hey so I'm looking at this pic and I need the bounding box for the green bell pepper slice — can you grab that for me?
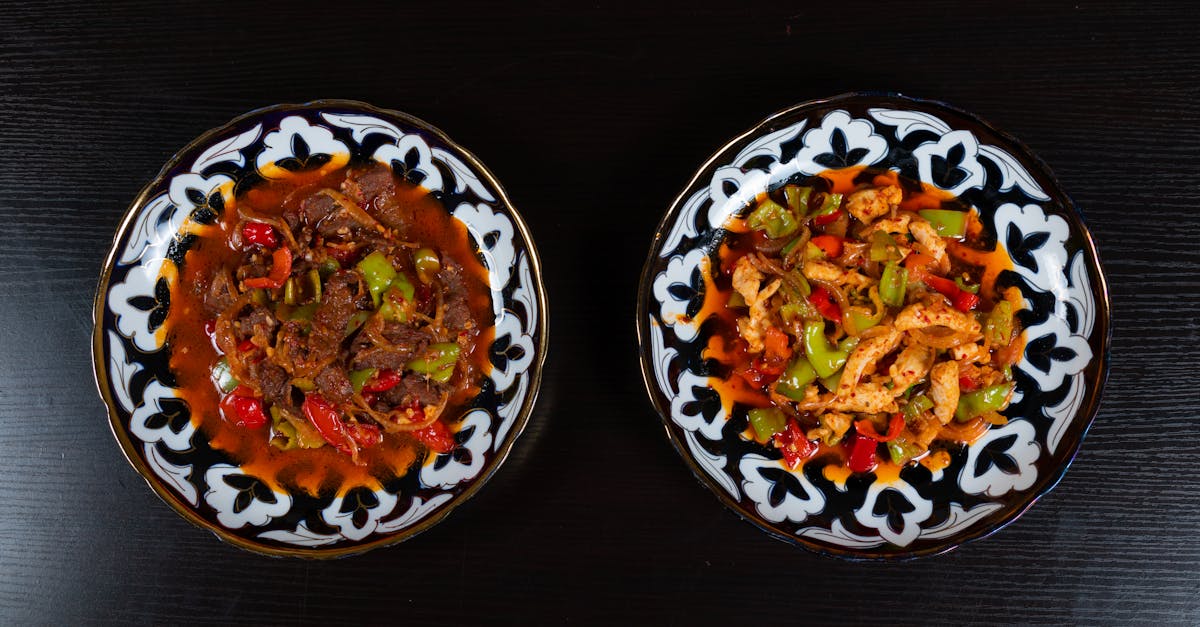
[869,231,903,262]
[407,342,461,383]
[879,261,908,307]
[955,382,1015,421]
[776,357,818,401]
[887,437,924,465]
[748,407,788,442]
[356,251,396,307]
[747,198,799,239]
[783,185,812,215]
[211,356,239,393]
[348,368,377,394]
[413,247,441,284]
[902,394,934,419]
[984,300,1015,345]
[803,321,853,378]
[918,209,967,238]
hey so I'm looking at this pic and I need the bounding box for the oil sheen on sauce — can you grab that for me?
[167,165,494,497]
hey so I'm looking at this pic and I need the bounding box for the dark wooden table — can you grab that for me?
[3,2,1197,624]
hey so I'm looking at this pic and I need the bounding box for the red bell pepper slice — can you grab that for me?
[959,374,979,392]
[736,362,775,388]
[808,285,842,321]
[302,393,358,457]
[244,246,293,289]
[855,414,904,443]
[413,419,456,454]
[775,419,817,469]
[847,432,879,473]
[361,369,402,393]
[218,386,268,429]
[812,209,843,227]
[922,274,980,312]
[241,222,279,249]
[810,234,844,258]
[345,421,383,449]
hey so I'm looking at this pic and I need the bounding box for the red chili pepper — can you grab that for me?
[241,222,279,249]
[847,432,879,473]
[855,414,905,443]
[775,419,817,469]
[413,419,456,454]
[362,369,402,393]
[218,386,268,429]
[345,421,383,449]
[244,246,293,290]
[810,234,844,258]
[812,209,844,227]
[959,374,979,392]
[736,362,775,388]
[808,285,842,321]
[302,393,358,457]
[237,338,256,353]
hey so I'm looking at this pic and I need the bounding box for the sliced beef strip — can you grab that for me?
[381,373,443,408]
[314,365,355,406]
[340,162,412,232]
[437,261,472,333]
[307,270,359,364]
[381,321,436,348]
[247,359,292,408]
[202,269,237,317]
[300,192,361,240]
[237,304,278,343]
[350,346,418,372]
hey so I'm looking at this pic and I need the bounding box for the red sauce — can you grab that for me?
[167,166,494,496]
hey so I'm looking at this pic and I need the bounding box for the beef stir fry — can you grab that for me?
[712,169,1022,474]
[197,162,489,465]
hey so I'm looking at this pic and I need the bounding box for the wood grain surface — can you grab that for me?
[2,1,1197,624]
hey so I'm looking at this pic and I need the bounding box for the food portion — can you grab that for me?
[169,161,493,491]
[709,167,1023,475]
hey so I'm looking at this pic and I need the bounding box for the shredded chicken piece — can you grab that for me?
[909,218,950,273]
[929,360,960,424]
[845,185,903,224]
[806,411,853,446]
[950,342,990,364]
[860,212,913,237]
[732,256,781,353]
[894,301,982,335]
[802,259,875,289]
[837,328,902,397]
[827,382,899,414]
[888,343,935,394]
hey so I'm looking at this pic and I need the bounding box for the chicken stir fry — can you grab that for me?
[716,170,1022,474]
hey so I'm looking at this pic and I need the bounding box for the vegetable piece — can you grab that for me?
[819,370,842,391]
[775,357,817,401]
[289,303,317,321]
[356,251,397,307]
[244,246,293,290]
[219,386,268,429]
[848,286,885,332]
[379,272,417,322]
[922,274,981,313]
[775,419,817,469]
[241,222,278,249]
[811,209,843,227]
[855,414,904,442]
[269,406,325,450]
[802,321,852,378]
[362,369,402,393]
[917,209,967,238]
[407,342,461,383]
[307,268,323,303]
[984,300,1015,345]
[318,258,340,279]
[902,394,935,419]
[302,393,357,457]
[291,378,316,392]
[282,277,299,305]
[783,185,812,215]
[846,432,878,473]
[887,438,924,465]
[348,368,377,393]
[810,234,844,258]
[413,419,456,454]
[807,285,841,321]
[747,198,799,239]
[344,311,371,336]
[955,382,1015,422]
[879,262,908,307]
[954,276,979,294]
[869,231,903,262]
[413,248,441,284]
[748,407,788,442]
[345,422,383,449]
[727,291,747,308]
[211,357,239,393]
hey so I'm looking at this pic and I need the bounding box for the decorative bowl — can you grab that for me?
[637,93,1110,559]
[92,100,548,557]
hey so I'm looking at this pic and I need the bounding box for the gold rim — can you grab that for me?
[92,99,550,558]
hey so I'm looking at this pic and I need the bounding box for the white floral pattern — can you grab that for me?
[641,95,1107,557]
[96,102,545,554]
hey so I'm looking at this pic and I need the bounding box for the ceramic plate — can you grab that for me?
[93,100,548,557]
[638,93,1110,559]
